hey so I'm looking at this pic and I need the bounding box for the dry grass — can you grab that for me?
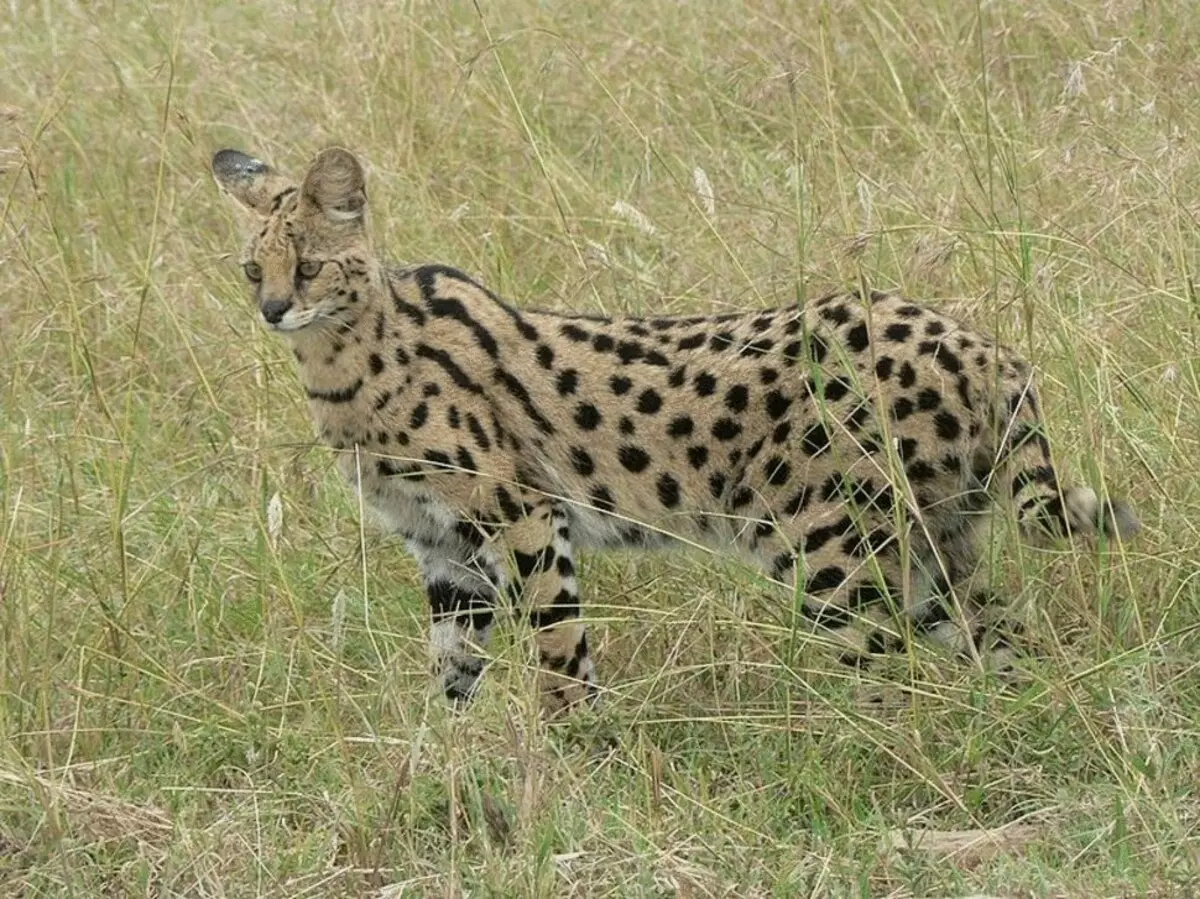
[2,1,1198,895]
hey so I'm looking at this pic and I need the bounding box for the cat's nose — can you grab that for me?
[261,299,292,324]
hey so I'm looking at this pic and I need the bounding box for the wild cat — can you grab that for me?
[212,146,1138,713]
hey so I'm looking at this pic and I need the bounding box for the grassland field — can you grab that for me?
[1,1,1199,896]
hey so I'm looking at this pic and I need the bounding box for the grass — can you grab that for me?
[1,0,1198,895]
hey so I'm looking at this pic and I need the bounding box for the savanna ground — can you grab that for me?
[2,1,1198,896]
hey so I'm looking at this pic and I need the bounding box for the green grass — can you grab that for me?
[2,1,1198,895]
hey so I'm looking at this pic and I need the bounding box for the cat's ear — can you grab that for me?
[299,147,367,224]
[211,149,295,216]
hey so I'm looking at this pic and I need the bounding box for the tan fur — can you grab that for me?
[212,147,1138,713]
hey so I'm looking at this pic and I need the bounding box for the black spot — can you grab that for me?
[536,344,555,369]
[783,485,811,515]
[447,406,461,429]
[592,333,615,352]
[694,372,717,397]
[637,389,663,414]
[609,375,633,396]
[821,376,851,402]
[410,403,429,429]
[759,368,779,385]
[898,437,919,460]
[764,457,791,486]
[618,445,651,473]
[590,485,616,513]
[725,384,750,413]
[667,366,687,388]
[619,416,636,435]
[917,388,941,411]
[898,362,917,388]
[709,332,736,352]
[730,486,755,508]
[376,458,416,478]
[712,418,742,441]
[677,333,706,351]
[574,404,602,430]
[746,436,765,460]
[885,323,912,342]
[806,566,847,593]
[772,421,791,443]
[424,450,452,468]
[570,446,595,476]
[771,552,795,579]
[561,323,590,342]
[557,555,576,578]
[920,341,962,374]
[1011,465,1057,496]
[616,340,645,363]
[892,397,915,421]
[800,423,830,456]
[368,353,385,375]
[820,304,851,325]
[907,460,938,481]
[934,411,961,440]
[809,333,829,362]
[925,320,946,336]
[804,602,851,630]
[875,357,894,380]
[513,546,554,579]
[803,515,854,554]
[765,390,792,419]
[643,350,669,366]
[421,382,441,398]
[687,445,709,469]
[896,304,922,317]
[552,369,577,396]
[708,471,727,499]
[656,473,681,508]
[846,323,870,352]
[466,415,491,450]
[667,415,694,438]
[455,445,478,473]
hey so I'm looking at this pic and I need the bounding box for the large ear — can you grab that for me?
[300,147,367,223]
[211,149,294,215]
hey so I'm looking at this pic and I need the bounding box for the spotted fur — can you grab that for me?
[211,147,1139,713]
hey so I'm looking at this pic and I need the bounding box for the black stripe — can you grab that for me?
[1011,465,1057,497]
[270,186,297,211]
[500,302,540,341]
[414,343,484,395]
[494,367,555,435]
[306,378,363,404]
[389,280,427,325]
[425,295,500,357]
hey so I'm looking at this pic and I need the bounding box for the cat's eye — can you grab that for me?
[243,261,263,282]
[297,259,323,279]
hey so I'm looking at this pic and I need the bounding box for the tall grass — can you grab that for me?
[1,1,1196,895]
